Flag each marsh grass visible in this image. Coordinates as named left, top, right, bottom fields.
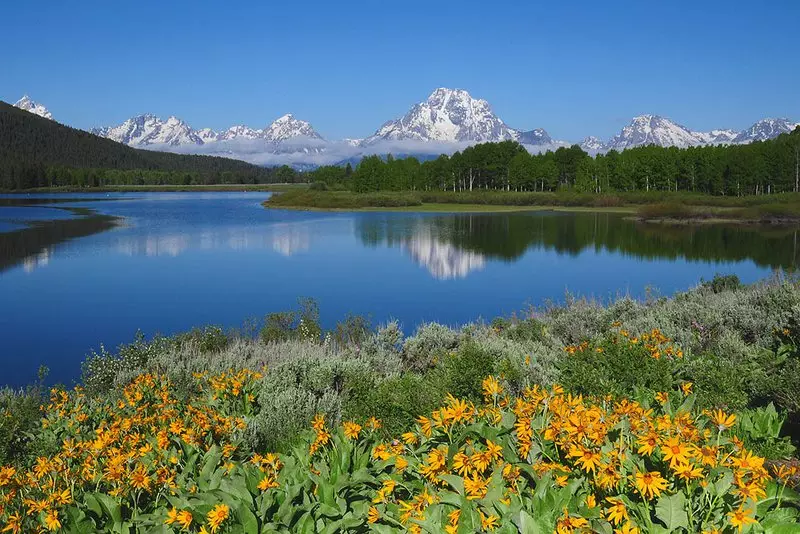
left=266, top=189, right=800, bottom=216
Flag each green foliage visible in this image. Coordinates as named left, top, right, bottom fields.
left=259, top=298, right=322, bottom=344
left=0, top=383, right=46, bottom=465
left=298, top=128, right=800, bottom=197
left=332, top=313, right=372, bottom=347
left=700, top=273, right=743, bottom=293
left=265, top=190, right=423, bottom=209
left=734, top=404, right=796, bottom=459
left=435, top=342, right=497, bottom=401
left=493, top=315, right=546, bottom=343
left=260, top=311, right=296, bottom=344
left=681, top=351, right=751, bottom=410
left=342, top=373, right=441, bottom=437
left=557, top=335, right=675, bottom=398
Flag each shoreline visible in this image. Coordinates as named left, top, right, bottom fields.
left=263, top=190, right=800, bottom=222
left=0, top=183, right=305, bottom=193
left=261, top=201, right=640, bottom=214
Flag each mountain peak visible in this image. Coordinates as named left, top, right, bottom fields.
left=733, top=117, right=799, bottom=143
left=516, top=128, right=554, bottom=146
left=263, top=114, right=322, bottom=142
left=606, top=115, right=701, bottom=150
left=92, top=113, right=202, bottom=146
left=580, top=136, right=606, bottom=152
left=14, top=95, right=53, bottom=120
left=370, top=87, right=516, bottom=143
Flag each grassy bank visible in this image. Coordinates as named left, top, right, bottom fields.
left=1, top=183, right=309, bottom=193
left=264, top=188, right=800, bottom=216
left=2, top=276, right=800, bottom=531
left=637, top=202, right=800, bottom=224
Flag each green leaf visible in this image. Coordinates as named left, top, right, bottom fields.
left=199, top=445, right=223, bottom=482
left=235, top=502, right=259, bottom=534
left=83, top=493, right=103, bottom=518
left=515, top=509, right=545, bottom=534
left=655, top=493, right=689, bottom=531
left=93, top=493, right=123, bottom=525
left=439, top=474, right=465, bottom=496
left=765, top=524, right=800, bottom=534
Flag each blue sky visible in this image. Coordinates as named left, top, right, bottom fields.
left=3, top=0, right=798, bottom=141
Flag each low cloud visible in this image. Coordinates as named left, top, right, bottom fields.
left=150, top=138, right=567, bottom=168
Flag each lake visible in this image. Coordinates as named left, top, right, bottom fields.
left=0, top=192, right=796, bottom=387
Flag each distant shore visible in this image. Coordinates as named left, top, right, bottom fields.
left=264, top=201, right=639, bottom=214
left=262, top=189, right=800, bottom=221
left=0, top=183, right=307, bottom=193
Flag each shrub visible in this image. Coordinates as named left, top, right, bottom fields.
left=259, top=298, right=322, bottom=344
left=0, top=384, right=46, bottom=465
left=332, top=313, right=372, bottom=347
left=402, top=322, right=460, bottom=371
left=637, top=202, right=706, bottom=220
left=700, top=273, right=742, bottom=293
left=557, top=331, right=676, bottom=398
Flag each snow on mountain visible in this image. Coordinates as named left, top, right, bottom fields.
left=367, top=88, right=519, bottom=143
left=16, top=88, right=798, bottom=168
left=218, top=125, right=264, bottom=141
left=92, top=112, right=324, bottom=152
left=91, top=114, right=202, bottom=146
left=515, top=128, right=553, bottom=146
left=603, top=115, right=708, bottom=151
left=263, top=114, right=322, bottom=142
left=733, top=118, right=800, bottom=144
left=579, top=136, right=606, bottom=152
left=691, top=129, right=739, bottom=145
left=597, top=115, right=797, bottom=151
left=196, top=128, right=218, bottom=143
left=14, top=95, right=52, bottom=120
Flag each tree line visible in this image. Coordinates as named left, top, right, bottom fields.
left=0, top=101, right=302, bottom=189
left=309, top=128, right=800, bottom=196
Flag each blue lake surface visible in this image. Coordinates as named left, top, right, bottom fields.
left=0, top=192, right=795, bottom=387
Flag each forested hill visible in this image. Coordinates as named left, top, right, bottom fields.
left=0, top=101, right=299, bottom=189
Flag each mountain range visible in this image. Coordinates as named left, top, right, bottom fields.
left=12, top=91, right=799, bottom=167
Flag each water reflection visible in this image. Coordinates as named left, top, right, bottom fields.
left=403, top=229, right=485, bottom=279
left=109, top=225, right=314, bottom=259
left=0, top=208, right=119, bottom=273
left=23, top=248, right=50, bottom=273
left=116, top=235, right=190, bottom=257
left=270, top=224, right=311, bottom=256
left=357, top=212, right=800, bottom=273
left=2, top=200, right=800, bottom=281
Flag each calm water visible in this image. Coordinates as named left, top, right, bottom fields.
left=0, top=192, right=796, bottom=387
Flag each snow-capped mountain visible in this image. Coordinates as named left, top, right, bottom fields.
left=10, top=91, right=799, bottom=168
left=515, top=128, right=553, bottom=146
left=598, top=115, right=798, bottom=151
left=367, top=88, right=519, bottom=143
left=604, top=115, right=706, bottom=151
left=733, top=118, right=800, bottom=144
left=14, top=95, right=52, bottom=120
left=196, top=128, right=218, bottom=143
left=92, top=113, right=324, bottom=148
left=218, top=125, right=264, bottom=141
left=580, top=136, right=606, bottom=152
left=699, top=129, right=740, bottom=144
left=91, top=114, right=203, bottom=146
left=263, top=114, right=322, bottom=142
